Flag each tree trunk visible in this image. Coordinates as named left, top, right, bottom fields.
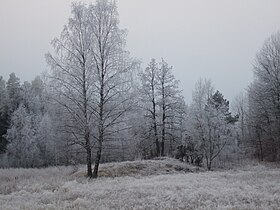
left=85, top=132, right=92, bottom=177
left=161, top=139, right=165, bottom=157
left=93, top=73, right=104, bottom=179
left=155, top=134, right=160, bottom=157
left=161, top=111, right=165, bottom=156
left=93, top=140, right=102, bottom=178
left=258, top=138, right=263, bottom=161
left=93, top=118, right=103, bottom=178
left=206, top=157, right=212, bottom=170
left=151, top=70, right=159, bottom=157
left=152, top=102, right=160, bottom=156
left=256, top=130, right=263, bottom=161
left=161, top=86, right=166, bottom=157
left=82, top=63, right=92, bottom=178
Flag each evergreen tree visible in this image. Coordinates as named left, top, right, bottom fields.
left=0, top=76, right=9, bottom=154
left=6, top=73, right=22, bottom=112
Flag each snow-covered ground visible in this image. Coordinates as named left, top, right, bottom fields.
left=0, top=158, right=279, bottom=210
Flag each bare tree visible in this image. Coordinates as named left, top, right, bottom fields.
left=139, top=59, right=160, bottom=156
left=46, top=1, right=135, bottom=178
left=157, top=59, right=181, bottom=156
left=136, top=59, right=184, bottom=158
left=88, top=0, right=136, bottom=178
left=247, top=31, right=280, bottom=161
left=165, top=96, right=186, bottom=155
left=46, top=3, right=94, bottom=177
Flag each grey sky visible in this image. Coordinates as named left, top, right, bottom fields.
left=1, top=0, right=280, bottom=102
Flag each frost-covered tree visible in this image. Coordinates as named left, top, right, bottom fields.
left=188, top=79, right=238, bottom=170
left=46, top=0, right=135, bottom=178
left=46, top=2, right=95, bottom=177
left=5, top=104, right=40, bottom=167
left=3, top=76, right=50, bottom=167
left=137, top=59, right=184, bottom=158
left=165, top=96, right=187, bottom=155
left=157, top=59, right=182, bottom=156
left=232, top=92, right=248, bottom=147
left=6, top=73, right=22, bottom=113
left=1, top=73, right=26, bottom=159
left=88, top=0, right=136, bottom=178
left=138, top=59, right=160, bottom=156
left=0, top=76, right=9, bottom=154
left=247, top=32, right=280, bottom=161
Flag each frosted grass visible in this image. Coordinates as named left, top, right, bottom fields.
left=0, top=159, right=279, bottom=210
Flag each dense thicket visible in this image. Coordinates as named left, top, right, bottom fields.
left=246, top=32, right=280, bottom=161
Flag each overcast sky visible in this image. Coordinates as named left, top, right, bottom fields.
left=1, top=0, right=280, bottom=102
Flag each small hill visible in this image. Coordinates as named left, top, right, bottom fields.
left=74, top=157, right=203, bottom=178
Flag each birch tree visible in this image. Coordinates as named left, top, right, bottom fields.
left=88, top=0, right=136, bottom=178
left=46, top=0, right=135, bottom=177
left=46, top=3, right=94, bottom=177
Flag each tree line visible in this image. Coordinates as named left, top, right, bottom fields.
left=0, top=0, right=279, bottom=177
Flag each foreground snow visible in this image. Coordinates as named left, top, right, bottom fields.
left=0, top=158, right=279, bottom=210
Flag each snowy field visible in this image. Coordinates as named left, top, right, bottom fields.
left=0, top=158, right=280, bottom=210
